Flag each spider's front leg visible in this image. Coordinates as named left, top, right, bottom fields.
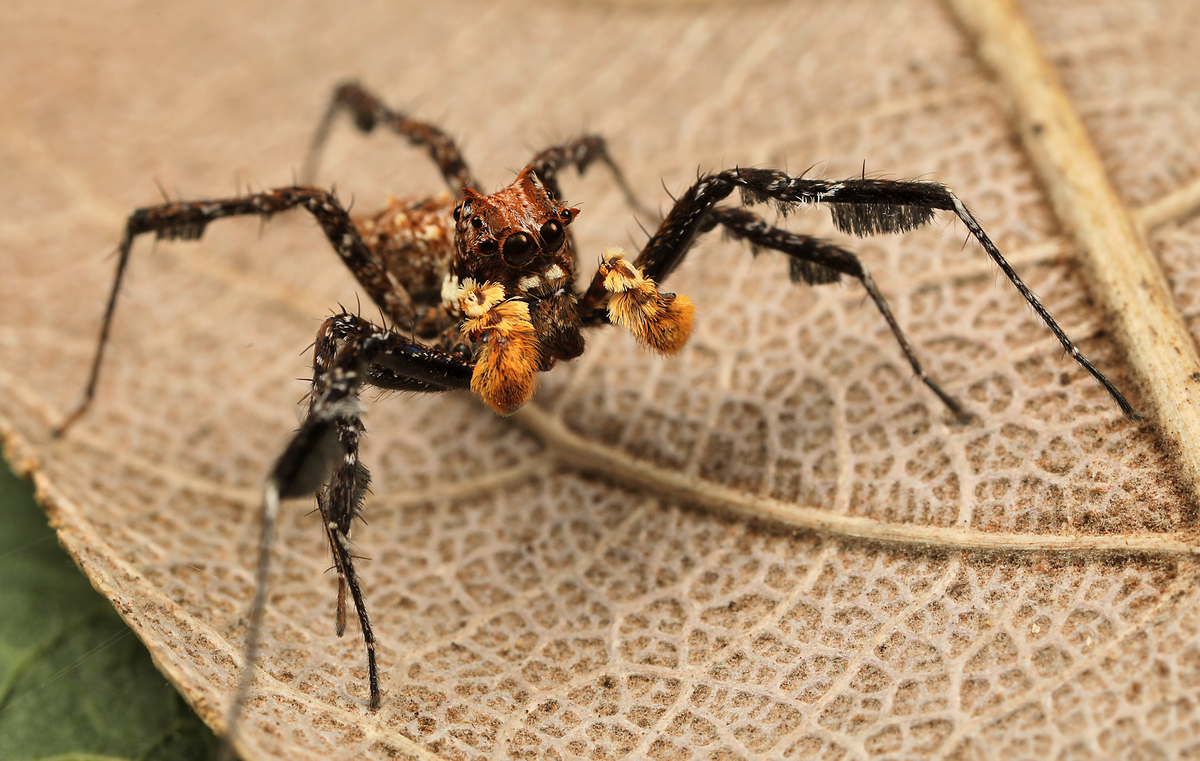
left=584, top=169, right=1137, bottom=420
left=240, top=313, right=474, bottom=721
left=238, top=283, right=544, bottom=720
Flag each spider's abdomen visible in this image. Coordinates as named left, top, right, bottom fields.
left=354, top=192, right=456, bottom=308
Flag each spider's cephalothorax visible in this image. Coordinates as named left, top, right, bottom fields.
left=435, top=164, right=695, bottom=415
left=446, top=167, right=587, bottom=413
left=450, top=166, right=580, bottom=297
left=58, top=81, right=1137, bottom=724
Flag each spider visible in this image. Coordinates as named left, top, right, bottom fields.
left=58, top=82, right=1137, bottom=718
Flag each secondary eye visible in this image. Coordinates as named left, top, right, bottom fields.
left=540, top=220, right=565, bottom=252
left=478, top=238, right=497, bottom=255
left=501, top=231, right=536, bottom=266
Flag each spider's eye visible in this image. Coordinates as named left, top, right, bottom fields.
left=478, top=238, right=498, bottom=255
left=471, top=216, right=483, bottom=229
left=560, top=208, right=574, bottom=224
left=453, top=205, right=462, bottom=222
left=501, top=231, right=536, bottom=266
left=540, top=220, right=565, bottom=252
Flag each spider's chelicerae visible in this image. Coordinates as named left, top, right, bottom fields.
left=60, top=82, right=1138, bottom=718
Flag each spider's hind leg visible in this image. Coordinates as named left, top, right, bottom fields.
left=304, top=81, right=479, bottom=190
left=526, top=135, right=652, bottom=219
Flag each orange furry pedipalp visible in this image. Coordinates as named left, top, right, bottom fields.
left=598, top=246, right=695, bottom=354
left=458, top=278, right=541, bottom=415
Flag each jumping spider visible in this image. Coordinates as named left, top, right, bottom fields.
left=59, top=82, right=1137, bottom=719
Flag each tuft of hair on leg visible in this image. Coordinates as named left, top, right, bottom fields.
left=829, top=203, right=934, bottom=236
left=599, top=246, right=695, bottom=355
left=457, top=279, right=541, bottom=415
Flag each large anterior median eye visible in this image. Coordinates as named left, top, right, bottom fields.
left=540, top=220, right=565, bottom=252
left=502, top=231, right=536, bottom=266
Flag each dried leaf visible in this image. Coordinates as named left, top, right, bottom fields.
left=2, top=1, right=1200, bottom=759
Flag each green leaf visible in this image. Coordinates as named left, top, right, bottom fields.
left=0, top=459, right=219, bottom=761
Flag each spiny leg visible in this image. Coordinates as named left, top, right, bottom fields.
left=307, top=314, right=371, bottom=658
left=709, top=207, right=965, bottom=418
left=306, top=318, right=375, bottom=712
left=584, top=168, right=1136, bottom=419
left=303, top=80, right=479, bottom=190
left=521, top=135, right=655, bottom=279
left=526, top=135, right=654, bottom=219
left=228, top=312, right=473, bottom=733
left=57, top=186, right=416, bottom=435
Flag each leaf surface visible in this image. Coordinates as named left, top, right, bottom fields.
left=0, top=460, right=218, bottom=760
left=2, top=1, right=1200, bottom=759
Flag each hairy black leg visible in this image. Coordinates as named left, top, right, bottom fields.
left=584, top=168, right=1136, bottom=419
left=227, top=313, right=472, bottom=732
left=526, top=135, right=653, bottom=219
left=523, top=135, right=654, bottom=275
left=710, top=207, right=965, bottom=418
left=303, top=81, right=479, bottom=190
left=57, top=187, right=420, bottom=435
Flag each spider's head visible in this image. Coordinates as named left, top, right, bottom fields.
left=449, top=166, right=579, bottom=301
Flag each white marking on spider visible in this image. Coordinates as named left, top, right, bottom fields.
left=441, top=273, right=460, bottom=309
left=327, top=397, right=365, bottom=418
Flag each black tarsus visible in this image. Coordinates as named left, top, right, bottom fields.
left=708, top=206, right=966, bottom=418
left=526, top=135, right=655, bottom=220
